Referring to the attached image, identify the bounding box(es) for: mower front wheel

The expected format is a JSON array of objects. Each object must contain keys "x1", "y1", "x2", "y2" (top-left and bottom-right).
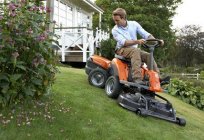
[
  {"x1": 136, "y1": 109, "x2": 148, "y2": 117},
  {"x1": 105, "y1": 76, "x2": 122, "y2": 98},
  {"x1": 176, "y1": 117, "x2": 186, "y2": 126},
  {"x1": 88, "y1": 68, "x2": 108, "y2": 88}
]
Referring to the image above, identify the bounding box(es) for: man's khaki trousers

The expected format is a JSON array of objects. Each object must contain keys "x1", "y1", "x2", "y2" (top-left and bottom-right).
[{"x1": 116, "y1": 46, "x2": 160, "y2": 80}]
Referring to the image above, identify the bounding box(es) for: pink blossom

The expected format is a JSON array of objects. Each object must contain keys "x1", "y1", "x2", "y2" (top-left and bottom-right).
[
  {"x1": 32, "y1": 58, "x2": 39, "y2": 67},
  {"x1": 40, "y1": 58, "x2": 45, "y2": 64},
  {"x1": 5, "y1": 22, "x2": 12, "y2": 28},
  {"x1": 40, "y1": 36, "x2": 45, "y2": 41},
  {"x1": 32, "y1": 56, "x2": 44, "y2": 67},
  {"x1": 33, "y1": 6, "x2": 39, "y2": 11},
  {"x1": 40, "y1": 6, "x2": 45, "y2": 11},
  {"x1": 29, "y1": 7, "x2": 33, "y2": 11},
  {"x1": 12, "y1": 52, "x2": 19, "y2": 59},
  {"x1": 0, "y1": 16, "x2": 3, "y2": 20},
  {"x1": 0, "y1": 45, "x2": 4, "y2": 49},
  {"x1": 27, "y1": 28, "x2": 33, "y2": 34},
  {"x1": 37, "y1": 35, "x2": 45, "y2": 42},
  {"x1": 46, "y1": 8, "x2": 51, "y2": 13},
  {"x1": 8, "y1": 3, "x2": 16, "y2": 11},
  {"x1": 10, "y1": 11, "x2": 16, "y2": 17},
  {"x1": 36, "y1": 33, "x2": 48, "y2": 42}
]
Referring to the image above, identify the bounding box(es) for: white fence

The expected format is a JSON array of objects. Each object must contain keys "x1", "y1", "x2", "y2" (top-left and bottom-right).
[
  {"x1": 53, "y1": 27, "x2": 109, "y2": 62},
  {"x1": 172, "y1": 73, "x2": 203, "y2": 80},
  {"x1": 181, "y1": 73, "x2": 201, "y2": 80}
]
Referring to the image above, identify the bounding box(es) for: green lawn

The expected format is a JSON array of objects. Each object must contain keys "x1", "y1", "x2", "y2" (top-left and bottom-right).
[{"x1": 1, "y1": 67, "x2": 204, "y2": 140}]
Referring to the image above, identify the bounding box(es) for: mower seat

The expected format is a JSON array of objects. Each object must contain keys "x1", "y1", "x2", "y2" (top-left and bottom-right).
[{"x1": 115, "y1": 54, "x2": 131, "y2": 63}]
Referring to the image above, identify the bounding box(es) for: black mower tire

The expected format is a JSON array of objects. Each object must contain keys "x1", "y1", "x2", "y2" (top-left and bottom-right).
[
  {"x1": 105, "y1": 76, "x2": 122, "y2": 99},
  {"x1": 88, "y1": 67, "x2": 108, "y2": 88},
  {"x1": 136, "y1": 109, "x2": 148, "y2": 117},
  {"x1": 176, "y1": 117, "x2": 186, "y2": 126}
]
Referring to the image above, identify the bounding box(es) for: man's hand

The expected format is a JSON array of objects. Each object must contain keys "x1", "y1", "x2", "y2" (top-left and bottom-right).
[
  {"x1": 160, "y1": 40, "x2": 164, "y2": 46},
  {"x1": 136, "y1": 39, "x2": 145, "y2": 45}
]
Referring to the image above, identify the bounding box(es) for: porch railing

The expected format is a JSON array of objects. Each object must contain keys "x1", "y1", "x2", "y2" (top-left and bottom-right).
[{"x1": 53, "y1": 27, "x2": 109, "y2": 62}]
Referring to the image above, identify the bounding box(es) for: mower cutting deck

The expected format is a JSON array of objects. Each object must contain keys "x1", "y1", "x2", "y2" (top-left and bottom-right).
[{"x1": 117, "y1": 92, "x2": 186, "y2": 126}]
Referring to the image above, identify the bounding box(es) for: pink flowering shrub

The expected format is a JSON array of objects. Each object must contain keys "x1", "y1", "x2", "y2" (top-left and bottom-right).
[{"x1": 0, "y1": 0, "x2": 58, "y2": 107}]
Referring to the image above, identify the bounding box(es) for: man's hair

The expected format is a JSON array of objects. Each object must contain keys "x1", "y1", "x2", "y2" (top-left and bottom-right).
[{"x1": 112, "y1": 8, "x2": 127, "y2": 19}]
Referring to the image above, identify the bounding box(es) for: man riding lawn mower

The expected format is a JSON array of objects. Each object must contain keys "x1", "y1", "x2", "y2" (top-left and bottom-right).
[{"x1": 85, "y1": 39, "x2": 186, "y2": 126}]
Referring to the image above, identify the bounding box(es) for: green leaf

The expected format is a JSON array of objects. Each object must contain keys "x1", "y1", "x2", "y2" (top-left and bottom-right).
[
  {"x1": 15, "y1": 37, "x2": 27, "y2": 43},
  {"x1": 0, "y1": 56, "x2": 7, "y2": 63},
  {"x1": 200, "y1": 95, "x2": 204, "y2": 105},
  {"x1": 179, "y1": 91, "x2": 185, "y2": 96},
  {"x1": 16, "y1": 65, "x2": 26, "y2": 71},
  {"x1": 186, "y1": 91, "x2": 193, "y2": 96},
  {"x1": 23, "y1": 87, "x2": 34, "y2": 97},
  {"x1": 168, "y1": 88, "x2": 178, "y2": 96},
  {"x1": 183, "y1": 97, "x2": 190, "y2": 103},
  {"x1": 1, "y1": 84, "x2": 9, "y2": 94},
  {"x1": 32, "y1": 78, "x2": 42, "y2": 86},
  {"x1": 0, "y1": 73, "x2": 9, "y2": 82},
  {"x1": 197, "y1": 103, "x2": 202, "y2": 108},
  {"x1": 9, "y1": 74, "x2": 22, "y2": 83},
  {"x1": 190, "y1": 95, "x2": 197, "y2": 105}
]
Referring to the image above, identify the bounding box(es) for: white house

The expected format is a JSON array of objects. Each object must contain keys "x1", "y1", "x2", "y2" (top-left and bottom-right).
[{"x1": 46, "y1": 0, "x2": 110, "y2": 63}]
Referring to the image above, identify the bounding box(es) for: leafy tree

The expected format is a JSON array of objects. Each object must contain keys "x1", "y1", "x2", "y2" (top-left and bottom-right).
[
  {"x1": 93, "y1": 0, "x2": 182, "y2": 66},
  {"x1": 174, "y1": 25, "x2": 204, "y2": 67}
]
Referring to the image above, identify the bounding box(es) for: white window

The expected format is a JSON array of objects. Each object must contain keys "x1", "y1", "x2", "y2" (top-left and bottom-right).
[
  {"x1": 67, "y1": 6, "x2": 72, "y2": 27},
  {"x1": 53, "y1": 0, "x2": 73, "y2": 27},
  {"x1": 0, "y1": 0, "x2": 10, "y2": 3},
  {"x1": 77, "y1": 11, "x2": 91, "y2": 28},
  {"x1": 0, "y1": 0, "x2": 11, "y2": 4},
  {"x1": 77, "y1": 10, "x2": 82, "y2": 27}
]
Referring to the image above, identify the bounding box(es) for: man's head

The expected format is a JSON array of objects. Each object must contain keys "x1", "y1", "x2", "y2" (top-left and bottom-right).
[{"x1": 112, "y1": 8, "x2": 127, "y2": 27}]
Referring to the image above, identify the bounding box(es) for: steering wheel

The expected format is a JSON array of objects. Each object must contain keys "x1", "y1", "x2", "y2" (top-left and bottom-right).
[{"x1": 142, "y1": 39, "x2": 163, "y2": 49}]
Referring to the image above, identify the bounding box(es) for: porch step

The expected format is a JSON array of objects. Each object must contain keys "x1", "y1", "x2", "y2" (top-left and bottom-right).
[
  {"x1": 66, "y1": 52, "x2": 83, "y2": 55},
  {"x1": 65, "y1": 55, "x2": 83, "y2": 62}
]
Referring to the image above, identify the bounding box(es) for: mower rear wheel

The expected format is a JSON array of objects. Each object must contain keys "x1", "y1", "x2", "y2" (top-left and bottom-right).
[
  {"x1": 105, "y1": 76, "x2": 122, "y2": 98},
  {"x1": 88, "y1": 68, "x2": 108, "y2": 88}
]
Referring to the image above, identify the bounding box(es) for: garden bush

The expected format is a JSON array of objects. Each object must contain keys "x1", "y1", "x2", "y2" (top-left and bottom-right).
[
  {"x1": 168, "y1": 78, "x2": 204, "y2": 110},
  {"x1": 100, "y1": 38, "x2": 116, "y2": 60},
  {"x1": 0, "y1": 0, "x2": 58, "y2": 107}
]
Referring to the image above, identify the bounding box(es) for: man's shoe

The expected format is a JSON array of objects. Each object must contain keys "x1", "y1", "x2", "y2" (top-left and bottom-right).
[
  {"x1": 160, "y1": 76, "x2": 171, "y2": 85},
  {"x1": 160, "y1": 76, "x2": 170, "y2": 82}
]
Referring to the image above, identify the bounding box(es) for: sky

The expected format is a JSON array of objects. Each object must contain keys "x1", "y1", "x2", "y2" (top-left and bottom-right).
[{"x1": 172, "y1": 0, "x2": 204, "y2": 31}]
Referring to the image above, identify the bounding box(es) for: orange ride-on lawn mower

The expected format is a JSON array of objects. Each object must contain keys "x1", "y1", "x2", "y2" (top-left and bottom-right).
[{"x1": 85, "y1": 39, "x2": 186, "y2": 126}]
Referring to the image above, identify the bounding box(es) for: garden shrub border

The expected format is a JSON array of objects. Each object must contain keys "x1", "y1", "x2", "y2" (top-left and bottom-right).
[{"x1": 168, "y1": 78, "x2": 204, "y2": 110}]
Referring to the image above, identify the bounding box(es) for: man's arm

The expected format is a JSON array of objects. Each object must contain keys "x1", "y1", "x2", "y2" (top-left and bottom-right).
[
  {"x1": 123, "y1": 33, "x2": 155, "y2": 46},
  {"x1": 124, "y1": 39, "x2": 145, "y2": 46},
  {"x1": 124, "y1": 35, "x2": 164, "y2": 46},
  {"x1": 122, "y1": 21, "x2": 153, "y2": 46}
]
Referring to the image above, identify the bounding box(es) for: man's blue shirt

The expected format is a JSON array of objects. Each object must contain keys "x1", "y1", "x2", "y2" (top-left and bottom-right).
[{"x1": 112, "y1": 21, "x2": 150, "y2": 49}]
